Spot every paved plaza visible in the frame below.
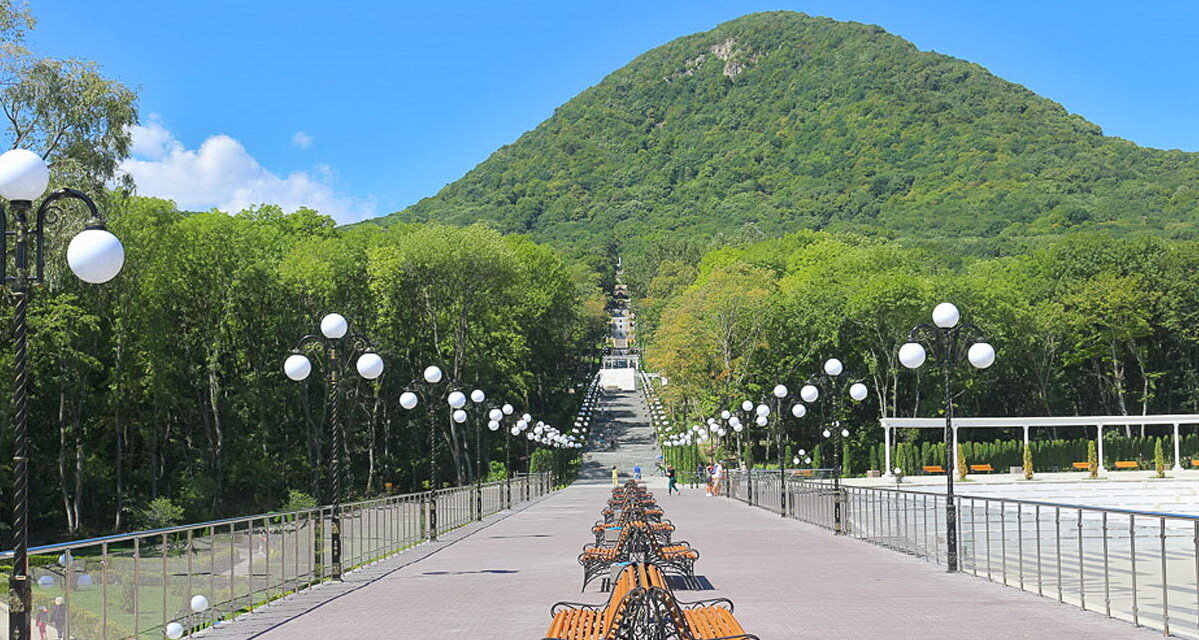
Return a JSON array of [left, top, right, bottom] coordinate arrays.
[[197, 479, 1157, 639]]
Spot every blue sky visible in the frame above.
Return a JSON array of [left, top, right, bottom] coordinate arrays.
[[30, 1, 1199, 223]]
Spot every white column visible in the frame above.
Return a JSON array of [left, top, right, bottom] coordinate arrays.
[[1097, 424, 1106, 473], [883, 424, 893, 477], [1022, 424, 1030, 447], [1173, 423, 1184, 472]]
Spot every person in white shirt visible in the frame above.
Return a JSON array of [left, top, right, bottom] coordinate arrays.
[[711, 462, 724, 496]]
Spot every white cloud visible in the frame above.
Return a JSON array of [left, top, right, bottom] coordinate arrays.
[[291, 130, 314, 150], [129, 119, 173, 160], [120, 122, 374, 223]]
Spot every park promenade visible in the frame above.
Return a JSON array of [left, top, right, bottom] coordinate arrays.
[[198, 474, 1156, 639]]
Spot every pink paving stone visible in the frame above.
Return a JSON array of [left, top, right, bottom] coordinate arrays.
[[198, 480, 1159, 639]]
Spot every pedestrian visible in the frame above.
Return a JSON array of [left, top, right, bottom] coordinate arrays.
[[35, 605, 48, 640], [50, 596, 65, 639], [633, 464, 642, 480], [695, 462, 705, 489], [611, 466, 619, 486], [705, 463, 714, 496], [712, 461, 724, 496], [667, 465, 679, 495]]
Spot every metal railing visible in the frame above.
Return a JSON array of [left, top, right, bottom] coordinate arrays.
[[728, 470, 1199, 638], [0, 473, 553, 639]]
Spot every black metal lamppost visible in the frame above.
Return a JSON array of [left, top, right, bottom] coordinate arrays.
[[0, 149, 126, 640], [899, 302, 995, 572], [284, 313, 384, 581], [769, 384, 808, 518], [470, 392, 513, 520], [800, 358, 868, 535], [510, 412, 533, 502], [398, 366, 450, 541]]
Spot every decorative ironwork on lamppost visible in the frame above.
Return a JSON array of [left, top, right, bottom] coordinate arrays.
[[0, 149, 126, 640], [899, 302, 995, 573], [284, 313, 383, 581], [800, 358, 868, 535]]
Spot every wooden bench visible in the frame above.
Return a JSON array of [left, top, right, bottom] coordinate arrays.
[[646, 532, 699, 580], [969, 464, 994, 473], [922, 465, 945, 474], [545, 563, 642, 639], [593, 520, 674, 546], [579, 524, 633, 590], [1115, 461, 1139, 470], [1191, 459, 1199, 467], [641, 564, 759, 640], [1072, 462, 1090, 470]]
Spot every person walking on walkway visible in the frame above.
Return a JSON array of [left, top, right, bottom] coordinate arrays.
[[667, 465, 679, 494], [633, 464, 642, 480], [35, 605, 48, 640], [50, 597, 65, 639], [611, 466, 619, 486], [712, 461, 724, 497]]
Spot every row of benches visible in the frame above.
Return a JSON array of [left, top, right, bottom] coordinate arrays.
[[920, 459, 1177, 474], [542, 480, 758, 640]]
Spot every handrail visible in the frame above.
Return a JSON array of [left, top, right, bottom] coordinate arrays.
[[0, 473, 549, 558], [792, 476, 1199, 522]]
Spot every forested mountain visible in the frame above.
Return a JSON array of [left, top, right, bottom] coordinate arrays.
[[371, 11, 1199, 260]]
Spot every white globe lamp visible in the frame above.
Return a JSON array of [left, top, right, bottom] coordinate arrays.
[[400, 391, 419, 410], [898, 342, 926, 369], [283, 354, 311, 381], [320, 313, 348, 339], [355, 352, 384, 380], [968, 342, 996, 369], [0, 149, 48, 201], [932, 302, 960, 328], [68, 228, 125, 284]]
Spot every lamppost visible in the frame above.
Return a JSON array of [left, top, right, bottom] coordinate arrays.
[[463, 388, 489, 520], [398, 365, 446, 539], [770, 384, 807, 517], [284, 313, 384, 581], [800, 358, 868, 534], [0, 149, 126, 640], [899, 302, 995, 572]]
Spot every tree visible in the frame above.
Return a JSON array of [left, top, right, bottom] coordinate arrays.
[[1023, 443, 1034, 481], [1087, 441, 1098, 479]]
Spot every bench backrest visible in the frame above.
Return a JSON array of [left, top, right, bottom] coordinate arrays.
[[601, 564, 640, 634]]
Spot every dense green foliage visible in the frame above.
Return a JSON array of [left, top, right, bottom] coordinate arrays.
[[646, 230, 1199, 474], [373, 11, 1199, 271], [4, 198, 604, 543]]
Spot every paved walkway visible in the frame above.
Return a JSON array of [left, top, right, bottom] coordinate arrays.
[[200, 476, 1157, 639]]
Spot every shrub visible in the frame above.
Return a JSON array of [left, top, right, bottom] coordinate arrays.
[[1155, 439, 1166, 478], [957, 443, 967, 480], [1087, 441, 1098, 479], [1023, 443, 1034, 480]]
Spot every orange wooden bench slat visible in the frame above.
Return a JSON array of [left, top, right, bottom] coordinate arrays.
[[922, 465, 945, 473], [969, 464, 993, 472], [1115, 461, 1139, 469], [1072, 462, 1090, 469]]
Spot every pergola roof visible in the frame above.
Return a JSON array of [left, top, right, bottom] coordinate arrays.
[[880, 414, 1199, 428]]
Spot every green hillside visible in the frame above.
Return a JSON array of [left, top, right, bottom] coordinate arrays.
[[372, 11, 1199, 255]]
